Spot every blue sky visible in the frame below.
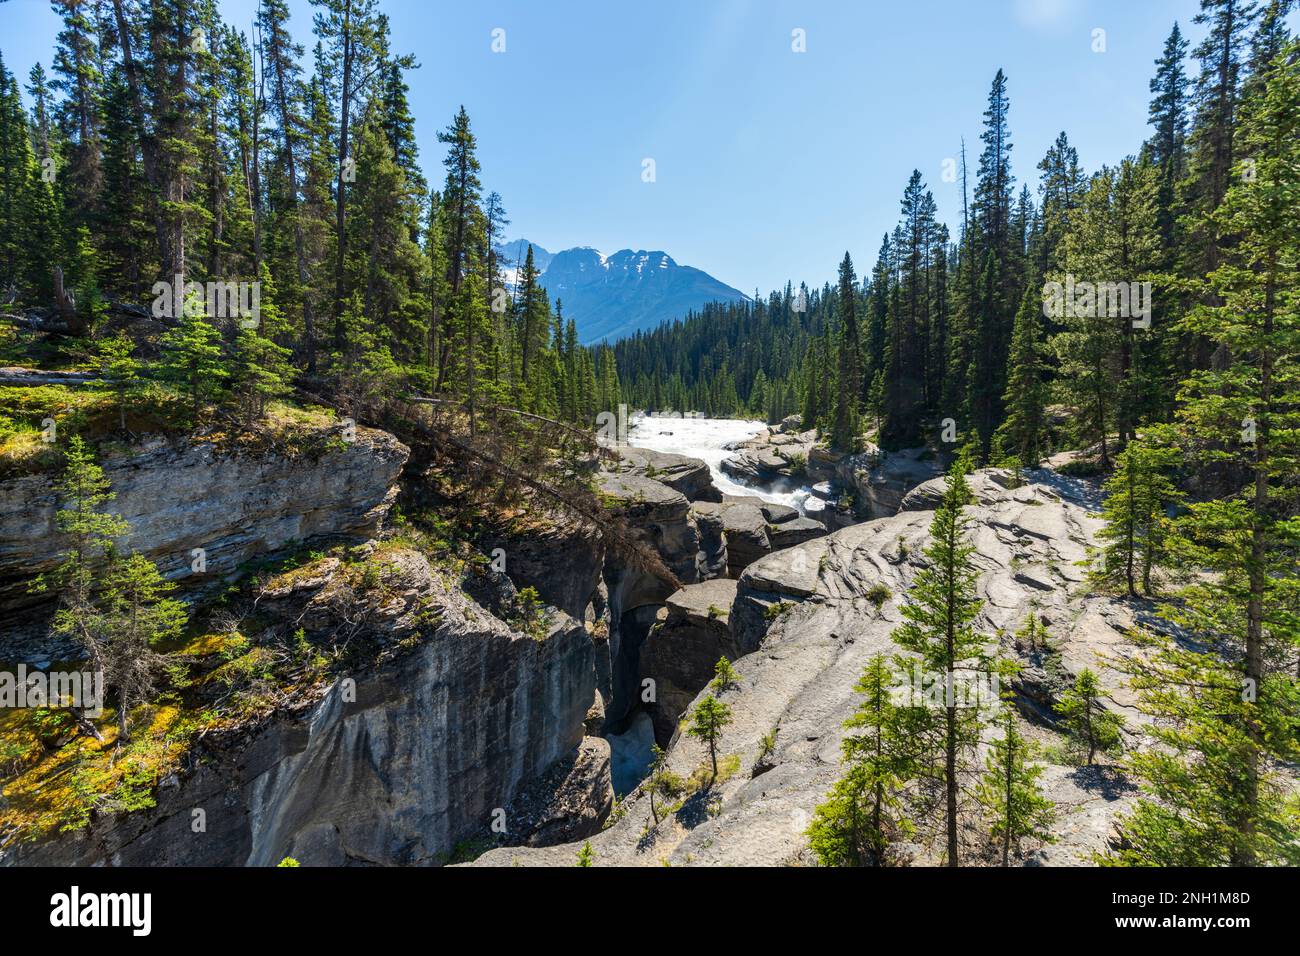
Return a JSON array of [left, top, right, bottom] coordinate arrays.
[[0, 0, 1272, 294]]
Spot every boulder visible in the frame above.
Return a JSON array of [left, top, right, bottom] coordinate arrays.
[[720, 428, 817, 484], [718, 503, 770, 577], [691, 504, 728, 579], [767, 515, 828, 551], [610, 445, 721, 502], [900, 468, 1020, 512], [760, 502, 800, 524]]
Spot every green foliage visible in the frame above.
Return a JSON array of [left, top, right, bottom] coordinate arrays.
[[1013, 610, 1051, 654], [41, 436, 184, 742], [888, 457, 990, 865], [645, 743, 686, 825], [831, 252, 862, 452], [94, 333, 141, 431], [156, 311, 228, 422], [994, 284, 1047, 468], [808, 654, 917, 866], [575, 840, 595, 867], [686, 693, 733, 781], [513, 586, 547, 640], [1056, 669, 1125, 765], [1091, 437, 1183, 597], [763, 600, 793, 622], [1108, 43, 1300, 868], [975, 664, 1055, 865], [1109, 630, 1300, 866], [709, 656, 741, 693]]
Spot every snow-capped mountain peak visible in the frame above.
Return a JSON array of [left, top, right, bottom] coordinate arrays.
[[494, 239, 746, 343]]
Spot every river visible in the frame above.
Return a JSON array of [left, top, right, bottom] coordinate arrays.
[[626, 414, 818, 511]]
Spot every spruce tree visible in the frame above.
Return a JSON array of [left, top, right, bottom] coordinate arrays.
[[1057, 669, 1125, 765], [1148, 23, 1190, 253], [891, 456, 988, 865], [995, 283, 1047, 468], [1132, 43, 1300, 866], [808, 654, 918, 866], [830, 252, 861, 451], [43, 436, 129, 683], [976, 668, 1054, 865], [1112, 628, 1300, 866], [231, 330, 293, 425], [433, 107, 485, 414], [1092, 438, 1183, 597], [96, 333, 141, 432], [710, 656, 741, 694], [157, 309, 229, 421], [686, 693, 732, 781], [100, 551, 186, 742], [968, 70, 1016, 459]]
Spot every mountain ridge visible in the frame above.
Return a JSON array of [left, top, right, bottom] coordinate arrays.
[[498, 238, 748, 344]]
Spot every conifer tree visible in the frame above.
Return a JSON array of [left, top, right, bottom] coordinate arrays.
[[994, 283, 1046, 468], [831, 252, 861, 451], [50, 0, 104, 232], [686, 693, 732, 781], [645, 743, 684, 827], [96, 333, 142, 432], [157, 309, 229, 421], [1148, 23, 1190, 254], [1111, 629, 1300, 866], [1035, 131, 1085, 276], [710, 656, 741, 694], [1057, 669, 1125, 765], [43, 436, 129, 681], [100, 551, 186, 742], [259, 0, 318, 369], [1092, 438, 1183, 597], [41, 438, 180, 741], [891, 456, 988, 865], [808, 654, 918, 866], [1136, 42, 1300, 866], [976, 667, 1054, 865], [1049, 169, 1125, 466], [97, 67, 156, 300], [968, 70, 1017, 459], [231, 329, 293, 425]]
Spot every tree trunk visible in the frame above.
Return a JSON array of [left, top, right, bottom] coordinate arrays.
[[331, 0, 355, 351], [1002, 717, 1013, 866], [270, 50, 315, 372]]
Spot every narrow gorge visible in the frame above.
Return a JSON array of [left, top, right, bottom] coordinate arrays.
[[0, 408, 1144, 868]]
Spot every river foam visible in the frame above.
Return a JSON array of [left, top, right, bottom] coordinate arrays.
[[626, 414, 815, 509]]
